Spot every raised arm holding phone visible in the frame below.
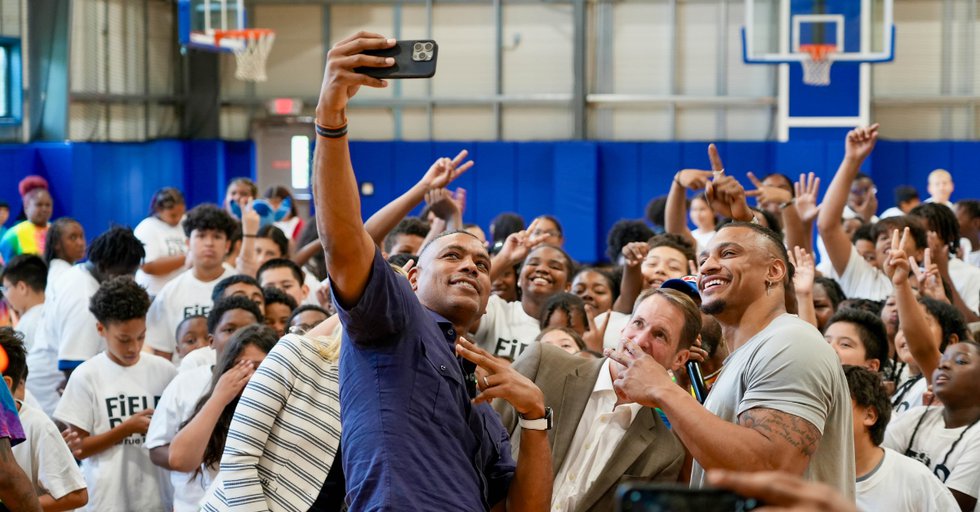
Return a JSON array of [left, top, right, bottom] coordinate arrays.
[[314, 32, 551, 512]]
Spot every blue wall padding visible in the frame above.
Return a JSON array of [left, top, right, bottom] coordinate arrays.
[[1, 138, 978, 265]]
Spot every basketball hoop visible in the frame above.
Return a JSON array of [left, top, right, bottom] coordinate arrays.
[[798, 43, 837, 86], [214, 28, 276, 82]]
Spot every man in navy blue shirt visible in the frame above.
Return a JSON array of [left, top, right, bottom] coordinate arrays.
[[315, 32, 553, 511]]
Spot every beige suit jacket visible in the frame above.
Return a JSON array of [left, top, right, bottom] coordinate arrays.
[[494, 342, 685, 512]]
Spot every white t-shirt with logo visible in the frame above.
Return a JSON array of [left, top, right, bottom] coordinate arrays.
[[884, 405, 980, 506], [473, 295, 541, 360], [53, 352, 177, 512], [856, 447, 958, 512], [134, 216, 188, 297], [145, 267, 237, 357], [891, 376, 928, 420], [12, 401, 87, 502], [27, 265, 102, 416], [145, 364, 213, 512]]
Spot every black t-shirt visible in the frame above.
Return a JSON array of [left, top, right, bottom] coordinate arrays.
[[307, 447, 345, 511]]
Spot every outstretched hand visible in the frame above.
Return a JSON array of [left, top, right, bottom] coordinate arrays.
[[421, 149, 474, 190], [794, 172, 822, 222], [318, 32, 396, 121], [498, 218, 550, 266], [884, 227, 912, 286], [789, 245, 815, 296], [844, 123, 880, 163], [746, 171, 793, 206], [605, 338, 675, 407], [456, 337, 545, 418]]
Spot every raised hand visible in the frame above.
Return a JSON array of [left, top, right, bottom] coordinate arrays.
[[911, 248, 947, 302], [705, 173, 754, 222], [424, 188, 461, 221], [844, 123, 880, 163], [794, 172, 821, 222], [675, 169, 715, 190], [621, 241, 650, 268], [240, 198, 260, 236], [746, 171, 793, 206], [421, 149, 474, 191], [212, 360, 256, 406], [581, 305, 611, 352], [318, 32, 395, 120], [456, 337, 546, 418], [884, 228, 912, 286], [789, 246, 815, 296], [497, 218, 550, 266]]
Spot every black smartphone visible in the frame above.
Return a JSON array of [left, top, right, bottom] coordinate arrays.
[[355, 40, 438, 79], [616, 483, 763, 512]]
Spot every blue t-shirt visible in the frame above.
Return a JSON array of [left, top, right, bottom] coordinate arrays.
[[334, 249, 515, 511]]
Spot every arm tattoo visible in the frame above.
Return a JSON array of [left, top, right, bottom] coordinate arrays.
[[738, 407, 821, 459]]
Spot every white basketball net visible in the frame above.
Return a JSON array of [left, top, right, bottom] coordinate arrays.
[[231, 30, 276, 82], [799, 45, 836, 86]]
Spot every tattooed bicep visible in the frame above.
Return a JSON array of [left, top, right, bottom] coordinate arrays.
[[738, 407, 821, 460]]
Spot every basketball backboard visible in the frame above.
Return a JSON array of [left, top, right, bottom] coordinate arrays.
[[742, 0, 894, 65], [177, 0, 247, 52]]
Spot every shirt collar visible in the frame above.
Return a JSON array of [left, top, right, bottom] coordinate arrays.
[[594, 359, 644, 424], [426, 309, 459, 344]]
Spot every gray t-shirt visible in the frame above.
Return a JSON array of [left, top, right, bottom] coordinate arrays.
[[690, 314, 856, 498]]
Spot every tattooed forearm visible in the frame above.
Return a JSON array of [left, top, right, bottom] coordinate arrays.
[[738, 407, 821, 459]]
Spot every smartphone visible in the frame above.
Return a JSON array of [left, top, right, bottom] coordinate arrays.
[[355, 40, 438, 79], [616, 483, 763, 512]]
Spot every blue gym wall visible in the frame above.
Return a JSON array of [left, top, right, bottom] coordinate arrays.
[[0, 139, 976, 264]]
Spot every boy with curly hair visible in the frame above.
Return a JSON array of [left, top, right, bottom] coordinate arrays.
[[146, 204, 240, 361], [54, 276, 176, 512]]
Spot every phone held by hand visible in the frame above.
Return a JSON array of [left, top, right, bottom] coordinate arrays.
[[616, 483, 763, 512], [355, 40, 438, 79]]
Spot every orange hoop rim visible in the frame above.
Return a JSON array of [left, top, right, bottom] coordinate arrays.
[[799, 43, 838, 61], [213, 28, 275, 44]]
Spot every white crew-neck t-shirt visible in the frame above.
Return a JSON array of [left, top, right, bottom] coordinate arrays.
[[134, 216, 188, 296], [856, 447, 958, 512], [12, 401, 88, 502], [145, 364, 213, 512], [145, 267, 237, 358], [54, 352, 177, 512]]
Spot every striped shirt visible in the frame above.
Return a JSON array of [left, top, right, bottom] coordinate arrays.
[[201, 333, 341, 512]]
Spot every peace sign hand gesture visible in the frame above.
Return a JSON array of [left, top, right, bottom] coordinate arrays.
[[456, 337, 546, 418]]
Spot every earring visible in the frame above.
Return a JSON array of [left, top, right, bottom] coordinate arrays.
[[765, 280, 772, 295]]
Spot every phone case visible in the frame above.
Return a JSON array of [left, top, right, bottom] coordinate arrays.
[[355, 40, 438, 79]]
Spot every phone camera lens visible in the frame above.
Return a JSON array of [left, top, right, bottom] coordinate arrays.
[[423, 42, 433, 51]]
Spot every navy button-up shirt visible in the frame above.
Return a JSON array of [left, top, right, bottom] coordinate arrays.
[[335, 250, 516, 511]]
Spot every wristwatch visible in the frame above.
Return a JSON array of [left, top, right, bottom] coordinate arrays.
[[519, 407, 553, 431]]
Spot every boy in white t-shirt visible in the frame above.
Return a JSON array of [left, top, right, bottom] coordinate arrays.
[[146, 295, 264, 511], [54, 276, 177, 512], [883, 342, 980, 510], [1, 255, 47, 350], [146, 204, 239, 361], [844, 365, 957, 512], [26, 227, 145, 417], [135, 187, 189, 297], [1, 328, 89, 511]]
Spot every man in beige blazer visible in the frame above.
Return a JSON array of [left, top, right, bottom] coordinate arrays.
[[495, 285, 699, 512]]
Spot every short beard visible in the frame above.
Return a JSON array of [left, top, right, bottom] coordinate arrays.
[[700, 299, 727, 316]]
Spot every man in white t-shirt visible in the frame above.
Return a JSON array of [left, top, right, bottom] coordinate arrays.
[[610, 219, 855, 495], [818, 125, 927, 302], [26, 227, 145, 416], [1, 255, 48, 350], [146, 204, 239, 361], [844, 365, 957, 512], [474, 240, 574, 360], [135, 188, 189, 297], [925, 169, 955, 209], [54, 276, 177, 512]]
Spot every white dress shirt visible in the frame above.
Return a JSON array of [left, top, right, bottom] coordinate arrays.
[[551, 359, 642, 512]]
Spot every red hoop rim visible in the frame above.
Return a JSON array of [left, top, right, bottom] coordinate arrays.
[[799, 43, 838, 62], [213, 28, 275, 44]]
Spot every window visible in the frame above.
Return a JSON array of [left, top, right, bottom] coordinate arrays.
[[0, 38, 22, 124], [290, 135, 310, 191]]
